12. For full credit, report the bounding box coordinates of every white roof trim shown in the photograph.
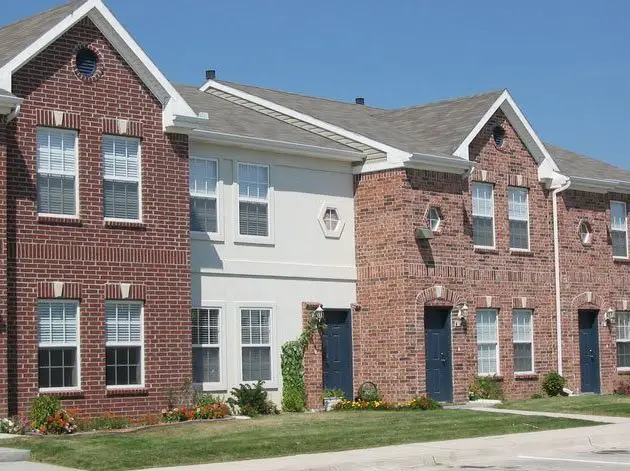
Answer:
[452,90,561,183]
[199,79,411,161]
[569,176,630,194]
[169,122,364,163]
[0,0,195,128]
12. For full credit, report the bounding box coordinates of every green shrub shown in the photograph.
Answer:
[281,341,306,412]
[407,396,442,410]
[30,395,62,426]
[323,388,345,399]
[357,382,381,402]
[468,376,504,400]
[195,394,224,408]
[227,381,279,417]
[542,371,566,397]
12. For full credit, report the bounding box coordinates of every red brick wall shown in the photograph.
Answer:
[353,110,556,402]
[5,18,191,418]
[558,189,630,393]
[0,119,8,417]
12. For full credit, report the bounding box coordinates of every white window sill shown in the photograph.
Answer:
[191,231,224,243]
[104,218,143,224]
[38,387,82,393]
[38,213,79,219]
[238,380,278,390]
[509,248,531,253]
[617,367,630,373]
[234,234,275,246]
[193,382,227,392]
[514,371,537,377]
[106,385,144,390]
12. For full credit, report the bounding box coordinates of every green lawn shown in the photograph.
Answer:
[499,394,630,417]
[5,410,598,471]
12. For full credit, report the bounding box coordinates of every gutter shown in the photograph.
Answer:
[0,92,22,119]
[407,153,475,174]
[569,176,630,194]
[552,177,571,375]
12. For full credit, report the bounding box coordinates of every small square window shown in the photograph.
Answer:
[578,220,592,245]
[426,207,441,232]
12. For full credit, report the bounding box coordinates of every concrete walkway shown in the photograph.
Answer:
[136,408,630,471]
[465,405,630,424]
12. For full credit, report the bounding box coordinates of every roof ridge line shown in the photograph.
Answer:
[382,89,506,114]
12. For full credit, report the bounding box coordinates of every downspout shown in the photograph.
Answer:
[552,177,571,375]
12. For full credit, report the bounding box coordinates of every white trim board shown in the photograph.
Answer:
[0,0,196,128]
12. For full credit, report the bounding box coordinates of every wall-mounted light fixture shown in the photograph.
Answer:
[453,303,469,328]
[313,305,325,323]
[604,307,616,326]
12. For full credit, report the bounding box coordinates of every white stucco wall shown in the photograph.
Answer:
[189,141,357,404]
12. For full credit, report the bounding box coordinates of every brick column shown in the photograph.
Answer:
[302,302,323,410]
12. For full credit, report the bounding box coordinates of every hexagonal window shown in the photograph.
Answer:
[318,204,345,238]
[426,207,442,232]
[578,220,592,245]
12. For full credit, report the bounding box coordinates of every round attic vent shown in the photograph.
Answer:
[492,126,505,148]
[75,48,98,78]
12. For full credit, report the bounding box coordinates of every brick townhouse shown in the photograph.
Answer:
[0,0,629,418]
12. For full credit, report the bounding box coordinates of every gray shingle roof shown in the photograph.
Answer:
[175,84,356,152]
[0,1,86,69]
[218,80,502,156]
[546,143,630,182]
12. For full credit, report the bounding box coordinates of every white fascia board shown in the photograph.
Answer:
[172,126,364,163]
[0,0,196,129]
[407,153,475,174]
[569,176,630,194]
[452,90,561,178]
[199,79,411,161]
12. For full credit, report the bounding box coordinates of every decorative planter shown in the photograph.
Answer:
[323,397,342,411]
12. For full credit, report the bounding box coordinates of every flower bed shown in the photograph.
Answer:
[162,402,231,423]
[333,396,441,411]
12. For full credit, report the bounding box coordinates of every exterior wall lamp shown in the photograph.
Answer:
[313,305,325,322]
[604,307,616,326]
[453,303,469,328]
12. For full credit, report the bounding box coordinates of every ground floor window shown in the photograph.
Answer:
[476,309,499,375]
[240,308,272,382]
[513,309,533,373]
[105,302,143,386]
[38,301,78,389]
[617,311,630,368]
[192,308,221,384]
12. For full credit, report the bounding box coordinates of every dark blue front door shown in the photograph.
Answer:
[579,310,601,393]
[424,308,453,402]
[323,310,353,400]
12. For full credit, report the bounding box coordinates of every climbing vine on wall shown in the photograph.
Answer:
[280,312,326,412]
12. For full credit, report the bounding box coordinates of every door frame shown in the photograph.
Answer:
[578,309,602,394]
[322,308,354,399]
[423,306,454,402]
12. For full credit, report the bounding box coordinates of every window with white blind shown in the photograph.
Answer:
[190,157,218,233]
[476,309,499,375]
[513,309,533,373]
[617,311,630,369]
[38,301,79,389]
[192,308,221,385]
[611,201,628,258]
[36,128,78,216]
[240,308,272,382]
[472,182,495,248]
[237,163,269,238]
[103,136,141,221]
[508,187,529,250]
[105,302,143,387]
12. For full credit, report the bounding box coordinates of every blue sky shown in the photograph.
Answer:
[5,1,630,167]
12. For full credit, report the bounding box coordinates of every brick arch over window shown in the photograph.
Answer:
[416,285,465,307]
[570,291,606,311]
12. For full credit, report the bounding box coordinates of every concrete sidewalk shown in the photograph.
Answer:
[137,419,629,471]
[465,406,630,424]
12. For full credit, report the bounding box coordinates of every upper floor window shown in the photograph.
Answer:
[36,128,77,217]
[611,201,628,258]
[190,157,218,233]
[477,309,499,376]
[38,300,78,390]
[617,311,630,369]
[103,136,141,221]
[472,182,495,248]
[508,187,529,250]
[237,163,269,238]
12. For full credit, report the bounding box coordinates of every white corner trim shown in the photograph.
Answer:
[199,79,411,160]
[0,0,195,127]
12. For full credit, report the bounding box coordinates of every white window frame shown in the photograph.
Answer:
[36,127,79,219]
[317,203,345,239]
[476,308,500,376]
[471,182,496,249]
[610,201,628,259]
[105,301,144,389]
[237,302,276,387]
[234,161,274,245]
[37,300,81,392]
[512,309,534,375]
[190,155,224,242]
[426,207,442,232]
[102,135,142,223]
[508,187,530,251]
[192,303,227,391]
[616,311,630,371]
